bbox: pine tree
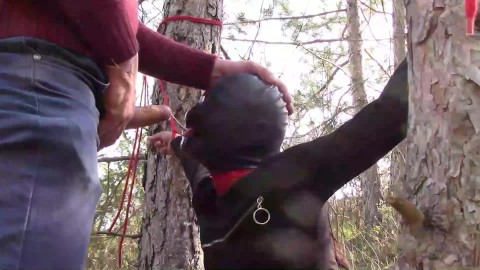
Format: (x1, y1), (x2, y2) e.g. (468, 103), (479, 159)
(138, 1), (223, 269)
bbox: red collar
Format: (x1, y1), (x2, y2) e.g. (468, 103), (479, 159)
(211, 169), (253, 196)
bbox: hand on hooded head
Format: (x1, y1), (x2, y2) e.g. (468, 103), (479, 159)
(210, 58), (294, 115)
(149, 74), (289, 173)
(107, 58), (292, 153)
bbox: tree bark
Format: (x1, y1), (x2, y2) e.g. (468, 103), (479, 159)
(346, 0), (382, 228)
(389, 0), (407, 198)
(138, 1), (222, 269)
(392, 0), (407, 68)
(396, 1), (480, 269)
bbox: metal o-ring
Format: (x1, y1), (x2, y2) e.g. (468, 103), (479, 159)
(253, 207), (270, 225)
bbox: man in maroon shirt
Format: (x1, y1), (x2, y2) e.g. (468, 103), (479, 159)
(0, 1), (293, 270)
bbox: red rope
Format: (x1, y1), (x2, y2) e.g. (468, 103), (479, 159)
(107, 128), (141, 233)
(158, 15), (223, 30)
(465, 0), (478, 35)
(159, 80), (178, 136)
(107, 76), (147, 268)
(156, 15), (223, 136)
(117, 77), (148, 267)
(110, 16), (223, 267)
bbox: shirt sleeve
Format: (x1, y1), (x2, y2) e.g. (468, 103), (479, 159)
(137, 23), (218, 90)
(55, 0), (140, 65)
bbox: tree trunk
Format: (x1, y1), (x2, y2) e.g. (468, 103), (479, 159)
(392, 0), (407, 68)
(396, 1), (480, 269)
(346, 0), (382, 228)
(389, 0), (407, 197)
(138, 1), (222, 269)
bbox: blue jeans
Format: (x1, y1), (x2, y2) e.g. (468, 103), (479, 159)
(0, 37), (107, 270)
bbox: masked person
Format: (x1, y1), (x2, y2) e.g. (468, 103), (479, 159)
(149, 58), (409, 269)
(0, 1), (296, 269)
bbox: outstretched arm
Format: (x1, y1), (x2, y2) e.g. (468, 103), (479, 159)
(312, 57), (408, 199)
(231, 57), (408, 201)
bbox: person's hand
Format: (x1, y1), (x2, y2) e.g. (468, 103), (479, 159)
(98, 54), (139, 150)
(210, 58), (294, 115)
(148, 131), (180, 155)
(126, 105), (172, 130)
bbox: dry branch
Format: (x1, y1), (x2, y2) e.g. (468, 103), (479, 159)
(363, 49), (390, 78)
(223, 9), (347, 25)
(98, 155), (147, 163)
(222, 37), (344, 45)
(223, 37), (392, 46)
(92, 231), (142, 239)
(220, 45), (231, 60)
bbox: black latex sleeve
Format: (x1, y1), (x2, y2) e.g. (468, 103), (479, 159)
(306, 57), (409, 199)
(228, 57), (409, 202)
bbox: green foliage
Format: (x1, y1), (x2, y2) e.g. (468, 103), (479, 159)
(330, 193), (400, 270)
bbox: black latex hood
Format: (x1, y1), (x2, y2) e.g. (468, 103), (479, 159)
(179, 73), (288, 173)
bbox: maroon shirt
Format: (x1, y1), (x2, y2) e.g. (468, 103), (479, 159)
(0, 0), (217, 90)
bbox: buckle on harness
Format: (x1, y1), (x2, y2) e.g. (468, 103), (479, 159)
(253, 197), (270, 225)
(201, 196), (270, 248)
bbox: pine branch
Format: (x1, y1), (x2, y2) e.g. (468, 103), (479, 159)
(223, 9), (347, 25)
(92, 231), (142, 239)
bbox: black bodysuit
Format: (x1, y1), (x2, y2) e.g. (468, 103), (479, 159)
(170, 58), (409, 269)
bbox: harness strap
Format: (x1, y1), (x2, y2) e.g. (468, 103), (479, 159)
(202, 196), (269, 248)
